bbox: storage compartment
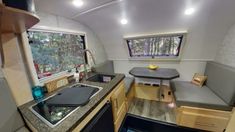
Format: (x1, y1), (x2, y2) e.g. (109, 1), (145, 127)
(114, 103), (126, 132)
(135, 83), (173, 102)
(135, 84), (159, 101)
(111, 81), (127, 132)
(177, 106), (231, 132)
(126, 84), (135, 109)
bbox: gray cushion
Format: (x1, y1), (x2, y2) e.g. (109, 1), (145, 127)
(124, 77), (134, 94)
(172, 81), (232, 111)
(205, 61), (235, 106)
(94, 60), (114, 74)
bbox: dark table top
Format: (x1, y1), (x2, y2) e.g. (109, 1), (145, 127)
(129, 67), (180, 80)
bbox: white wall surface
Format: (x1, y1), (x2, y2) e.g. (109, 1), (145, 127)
(34, 12), (108, 65)
(114, 60), (207, 81)
(215, 23), (235, 67)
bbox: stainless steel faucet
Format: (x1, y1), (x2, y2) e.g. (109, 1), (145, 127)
(81, 49), (96, 79)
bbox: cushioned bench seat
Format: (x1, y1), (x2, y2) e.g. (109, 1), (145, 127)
(171, 81), (233, 111)
(124, 77), (134, 94)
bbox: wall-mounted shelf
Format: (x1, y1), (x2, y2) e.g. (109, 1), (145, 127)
(0, 3), (40, 34)
(0, 3), (40, 68)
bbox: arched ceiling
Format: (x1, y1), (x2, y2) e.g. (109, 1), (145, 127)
(35, 0), (235, 60)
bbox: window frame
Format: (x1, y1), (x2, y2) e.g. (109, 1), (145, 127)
(27, 27), (89, 83)
(124, 32), (187, 61)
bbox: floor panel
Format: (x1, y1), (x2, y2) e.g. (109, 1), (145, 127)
(128, 98), (176, 124)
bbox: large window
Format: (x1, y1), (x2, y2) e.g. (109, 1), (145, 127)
(126, 33), (185, 59)
(28, 29), (87, 79)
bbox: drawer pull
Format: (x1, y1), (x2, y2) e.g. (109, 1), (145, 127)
(195, 121), (215, 127)
(115, 99), (119, 109)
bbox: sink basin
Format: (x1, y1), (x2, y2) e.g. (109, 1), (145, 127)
(29, 83), (102, 128)
(87, 74), (115, 83)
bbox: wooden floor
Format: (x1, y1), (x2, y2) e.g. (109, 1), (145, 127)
(128, 98), (176, 124)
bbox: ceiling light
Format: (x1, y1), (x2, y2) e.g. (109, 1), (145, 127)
(120, 18), (128, 25)
(73, 0), (84, 7)
(184, 8), (195, 15)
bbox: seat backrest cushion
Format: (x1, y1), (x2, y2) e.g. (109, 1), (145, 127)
(205, 61), (235, 106)
(94, 60), (114, 74)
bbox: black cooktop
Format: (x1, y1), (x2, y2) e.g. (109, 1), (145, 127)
(32, 100), (77, 126)
(31, 84), (101, 127)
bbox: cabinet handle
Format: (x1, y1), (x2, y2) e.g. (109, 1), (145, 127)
(195, 121), (215, 127)
(115, 99), (118, 109)
(0, 12), (5, 68)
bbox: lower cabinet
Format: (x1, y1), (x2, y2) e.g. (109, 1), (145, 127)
(134, 83), (173, 102)
(120, 114), (201, 132)
(81, 102), (114, 132)
(73, 80), (127, 132)
(126, 84), (135, 109)
(111, 81), (127, 132)
(177, 106), (231, 132)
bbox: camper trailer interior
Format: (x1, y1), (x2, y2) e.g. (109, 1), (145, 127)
(1, 0), (235, 132)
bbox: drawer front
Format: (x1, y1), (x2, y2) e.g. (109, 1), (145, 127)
(114, 103), (126, 132)
(179, 111), (229, 132)
(126, 85), (135, 109)
(111, 82), (126, 120)
(116, 85), (126, 112)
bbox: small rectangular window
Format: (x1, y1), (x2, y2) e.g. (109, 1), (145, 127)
(28, 29), (87, 80)
(126, 33), (185, 59)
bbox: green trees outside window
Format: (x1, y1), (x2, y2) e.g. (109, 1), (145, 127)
(28, 30), (86, 79)
(126, 34), (184, 58)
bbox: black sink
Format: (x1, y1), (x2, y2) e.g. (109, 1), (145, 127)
(87, 74), (115, 83)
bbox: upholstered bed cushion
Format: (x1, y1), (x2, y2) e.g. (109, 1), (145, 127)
(205, 61), (235, 106)
(172, 81), (232, 111)
(124, 77), (134, 94)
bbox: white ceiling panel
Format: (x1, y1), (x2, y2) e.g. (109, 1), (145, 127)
(35, 0), (235, 60)
(35, 0), (115, 17)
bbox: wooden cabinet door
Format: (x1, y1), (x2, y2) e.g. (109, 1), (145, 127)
(177, 107), (231, 132)
(111, 81), (126, 122)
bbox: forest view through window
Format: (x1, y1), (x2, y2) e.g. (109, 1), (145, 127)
(28, 30), (86, 79)
(126, 34), (184, 59)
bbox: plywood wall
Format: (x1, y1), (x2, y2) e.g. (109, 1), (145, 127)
(2, 34), (33, 106)
(226, 110), (235, 132)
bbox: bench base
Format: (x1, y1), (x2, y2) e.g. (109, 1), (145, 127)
(134, 83), (173, 103)
(176, 106), (232, 132)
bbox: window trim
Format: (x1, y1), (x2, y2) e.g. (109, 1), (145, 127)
(27, 27), (89, 84)
(124, 31), (187, 61)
